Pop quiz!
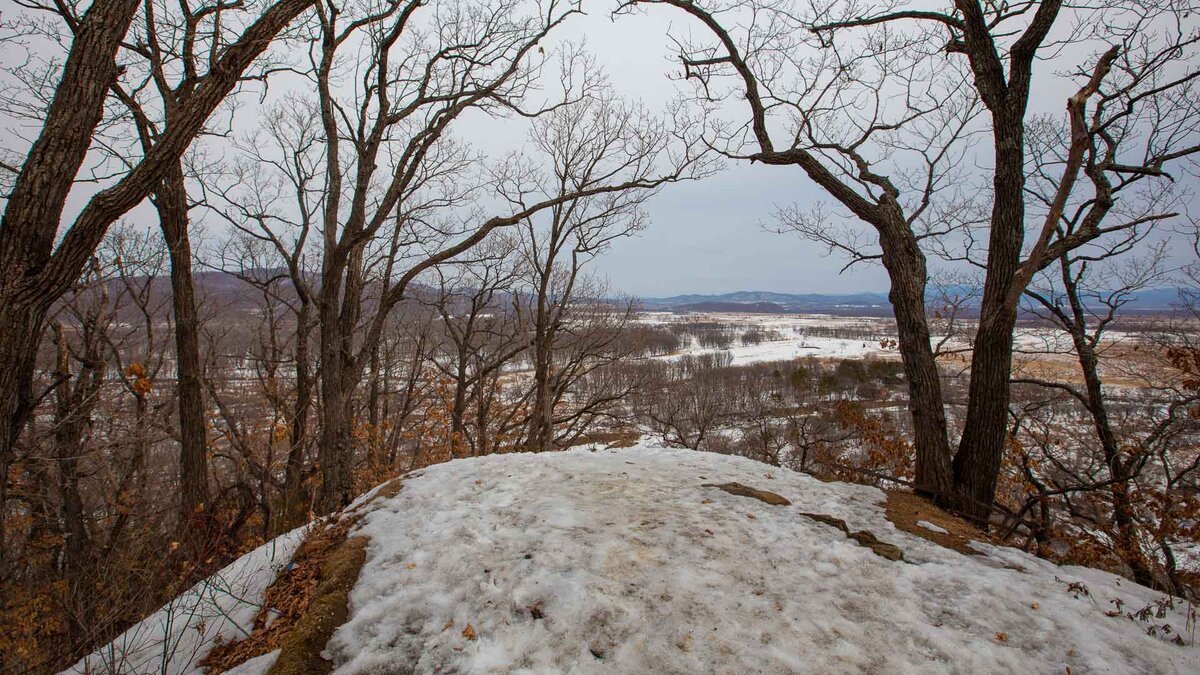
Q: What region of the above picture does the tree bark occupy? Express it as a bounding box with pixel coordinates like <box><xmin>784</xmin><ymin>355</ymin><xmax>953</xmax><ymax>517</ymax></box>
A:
<box><xmin>0</xmin><ymin>0</ymin><xmax>314</xmax><ymax>549</ymax></box>
<box><xmin>0</xmin><ymin>0</ymin><xmax>140</xmax><ymax>559</ymax></box>
<box><xmin>876</xmin><ymin>208</ymin><xmax>954</xmax><ymax>496</ymax></box>
<box><xmin>156</xmin><ymin>161</ymin><xmax>210</xmax><ymax>533</ymax></box>
<box><xmin>951</xmin><ymin>109</ymin><xmax>1026</xmax><ymax>521</ymax></box>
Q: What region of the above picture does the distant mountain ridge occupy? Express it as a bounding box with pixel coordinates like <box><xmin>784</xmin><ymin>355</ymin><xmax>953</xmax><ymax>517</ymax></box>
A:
<box><xmin>642</xmin><ymin>288</ymin><xmax>1189</xmax><ymax>315</ymax></box>
<box><xmin>641</xmin><ymin>290</ymin><xmax>893</xmax><ymax>314</ymax></box>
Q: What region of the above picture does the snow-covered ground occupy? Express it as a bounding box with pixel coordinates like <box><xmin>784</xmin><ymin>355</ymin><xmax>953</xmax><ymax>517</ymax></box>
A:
<box><xmin>73</xmin><ymin>439</ymin><xmax>1198</xmax><ymax>674</ymax></box>
<box><xmin>324</xmin><ymin>441</ymin><xmax>1196</xmax><ymax>674</ymax></box>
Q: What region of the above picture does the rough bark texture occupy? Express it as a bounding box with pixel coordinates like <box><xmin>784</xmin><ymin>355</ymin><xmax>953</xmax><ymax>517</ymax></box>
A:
<box><xmin>946</xmin><ymin>0</ymin><xmax>1063</xmax><ymax>521</ymax></box>
<box><xmin>876</xmin><ymin>209</ymin><xmax>953</xmax><ymax>497</ymax></box>
<box><xmin>156</xmin><ymin>161</ymin><xmax>211</xmax><ymax>533</ymax></box>
<box><xmin>950</xmin><ymin>109</ymin><xmax>1026</xmax><ymax>521</ymax></box>
<box><xmin>0</xmin><ymin>0</ymin><xmax>141</xmax><ymax>558</ymax></box>
<box><xmin>0</xmin><ymin>0</ymin><xmax>315</xmax><ymax>550</ymax></box>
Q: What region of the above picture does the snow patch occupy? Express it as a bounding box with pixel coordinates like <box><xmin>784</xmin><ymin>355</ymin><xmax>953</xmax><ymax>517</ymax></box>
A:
<box><xmin>65</xmin><ymin>528</ymin><xmax>307</xmax><ymax>675</ymax></box>
<box><xmin>328</xmin><ymin>440</ymin><xmax>1198</xmax><ymax>674</ymax></box>
<box><xmin>918</xmin><ymin>520</ymin><xmax>950</xmax><ymax>535</ymax></box>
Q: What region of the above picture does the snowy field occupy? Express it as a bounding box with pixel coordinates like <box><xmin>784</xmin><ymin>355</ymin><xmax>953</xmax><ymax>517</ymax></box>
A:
<box><xmin>638</xmin><ymin>312</ymin><xmax>899</xmax><ymax>365</ymax></box>
<box><xmin>81</xmin><ymin>439</ymin><xmax>1199</xmax><ymax>674</ymax></box>
<box><xmin>637</xmin><ymin>311</ymin><xmax>1143</xmax><ymax>368</ymax></box>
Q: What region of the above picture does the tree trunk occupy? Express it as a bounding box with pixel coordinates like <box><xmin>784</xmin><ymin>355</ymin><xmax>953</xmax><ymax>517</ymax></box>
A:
<box><xmin>316</xmin><ymin>295</ymin><xmax>355</xmax><ymax>514</ymax></box>
<box><xmin>52</xmin><ymin>323</ymin><xmax>92</xmax><ymax>646</ymax></box>
<box><xmin>951</xmin><ymin>111</ymin><xmax>1026</xmax><ymax>522</ymax></box>
<box><xmin>156</xmin><ymin>161</ymin><xmax>211</xmax><ymax>534</ymax></box>
<box><xmin>1066</xmin><ymin>300</ymin><xmax>1155</xmax><ymax>587</ymax></box>
<box><xmin>527</xmin><ymin>348</ymin><xmax>554</xmax><ymax>453</ymax></box>
<box><xmin>282</xmin><ymin>303</ymin><xmax>312</xmax><ymax>525</ymax></box>
<box><xmin>876</xmin><ymin>209</ymin><xmax>953</xmax><ymax>496</ymax></box>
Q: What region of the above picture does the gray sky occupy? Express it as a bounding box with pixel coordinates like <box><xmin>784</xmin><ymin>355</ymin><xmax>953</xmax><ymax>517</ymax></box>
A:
<box><xmin>545</xmin><ymin>5</ymin><xmax>892</xmax><ymax>297</ymax></box>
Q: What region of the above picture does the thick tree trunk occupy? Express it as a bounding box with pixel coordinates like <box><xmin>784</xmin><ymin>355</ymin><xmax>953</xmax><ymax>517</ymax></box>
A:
<box><xmin>876</xmin><ymin>210</ymin><xmax>953</xmax><ymax>496</ymax></box>
<box><xmin>317</xmin><ymin>295</ymin><xmax>355</xmax><ymax>514</ymax></box>
<box><xmin>951</xmin><ymin>111</ymin><xmax>1026</xmax><ymax>522</ymax></box>
<box><xmin>0</xmin><ymin>0</ymin><xmax>140</xmax><ymax>562</ymax></box>
<box><xmin>156</xmin><ymin>162</ymin><xmax>210</xmax><ymax>533</ymax></box>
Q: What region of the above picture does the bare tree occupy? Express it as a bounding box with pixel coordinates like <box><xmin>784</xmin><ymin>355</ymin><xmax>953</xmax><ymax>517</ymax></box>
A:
<box><xmin>210</xmin><ymin>1</ymin><xmax>704</xmax><ymax>513</ymax></box>
<box><xmin>0</xmin><ymin>0</ymin><xmax>314</xmax><ymax>556</ymax></box>
<box><xmin>511</xmin><ymin>90</ymin><xmax>669</xmax><ymax>451</ymax></box>
<box><xmin>625</xmin><ymin>0</ymin><xmax>1200</xmax><ymax>520</ymax></box>
<box><xmin>421</xmin><ymin>240</ymin><xmax>526</xmax><ymax>457</ymax></box>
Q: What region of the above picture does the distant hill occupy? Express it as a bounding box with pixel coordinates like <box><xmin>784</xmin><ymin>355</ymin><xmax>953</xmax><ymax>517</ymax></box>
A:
<box><xmin>642</xmin><ymin>288</ymin><xmax>1191</xmax><ymax>315</ymax></box>
<box><xmin>643</xmin><ymin>291</ymin><xmax>892</xmax><ymax>314</ymax></box>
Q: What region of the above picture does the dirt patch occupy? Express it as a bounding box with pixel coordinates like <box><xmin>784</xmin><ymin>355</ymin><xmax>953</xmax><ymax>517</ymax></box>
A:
<box><xmin>797</xmin><ymin>512</ymin><xmax>905</xmax><ymax>562</ymax></box>
<box><xmin>350</xmin><ymin>477</ymin><xmax>406</xmax><ymax>513</ymax></box>
<box><xmin>702</xmin><ymin>482</ymin><xmax>792</xmax><ymax>506</ymax></box>
<box><xmin>269</xmin><ymin>535</ymin><xmax>367</xmax><ymax>674</ymax></box>
<box><xmin>202</xmin><ymin>511</ymin><xmax>373</xmax><ymax>674</ymax></box>
<box><xmin>883</xmin><ymin>490</ymin><xmax>993</xmax><ymax>556</ymax></box>
<box><xmin>566</xmin><ymin>429</ymin><xmax>642</xmax><ymax>449</ymax></box>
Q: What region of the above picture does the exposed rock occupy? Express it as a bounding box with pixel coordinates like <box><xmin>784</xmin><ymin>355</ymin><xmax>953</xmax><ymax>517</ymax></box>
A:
<box><xmin>847</xmin><ymin>530</ymin><xmax>905</xmax><ymax>562</ymax></box>
<box><xmin>798</xmin><ymin>512</ymin><xmax>849</xmax><ymax>531</ymax></box>
<box><xmin>702</xmin><ymin>482</ymin><xmax>791</xmax><ymax>505</ymax></box>
<box><xmin>799</xmin><ymin>511</ymin><xmax>904</xmax><ymax>562</ymax></box>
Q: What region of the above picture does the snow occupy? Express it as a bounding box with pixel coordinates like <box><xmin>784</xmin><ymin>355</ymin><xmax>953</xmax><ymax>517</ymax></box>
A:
<box><xmin>327</xmin><ymin>439</ymin><xmax>1197</xmax><ymax>674</ymax></box>
<box><xmin>223</xmin><ymin>650</ymin><xmax>279</xmax><ymax>675</ymax></box>
<box><xmin>918</xmin><ymin>520</ymin><xmax>950</xmax><ymax>535</ymax></box>
<box><xmin>73</xmin><ymin>439</ymin><xmax>1198</xmax><ymax>674</ymax></box>
<box><xmin>64</xmin><ymin>529</ymin><xmax>307</xmax><ymax>675</ymax></box>
<box><xmin>644</xmin><ymin>313</ymin><xmax>896</xmax><ymax>365</ymax></box>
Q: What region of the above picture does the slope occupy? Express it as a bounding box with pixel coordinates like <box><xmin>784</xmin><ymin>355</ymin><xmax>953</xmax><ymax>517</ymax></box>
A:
<box><xmin>71</xmin><ymin>440</ymin><xmax>1199</xmax><ymax>674</ymax></box>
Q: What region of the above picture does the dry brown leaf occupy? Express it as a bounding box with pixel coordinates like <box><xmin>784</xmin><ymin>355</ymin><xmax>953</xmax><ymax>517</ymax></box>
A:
<box><xmin>462</xmin><ymin>623</ymin><xmax>477</xmax><ymax>641</ymax></box>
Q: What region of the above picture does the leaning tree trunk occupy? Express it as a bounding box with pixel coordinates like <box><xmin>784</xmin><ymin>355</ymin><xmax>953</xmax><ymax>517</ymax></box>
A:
<box><xmin>0</xmin><ymin>0</ymin><xmax>141</xmax><ymax>562</ymax></box>
<box><xmin>876</xmin><ymin>207</ymin><xmax>954</xmax><ymax>497</ymax></box>
<box><xmin>1068</xmin><ymin>308</ymin><xmax>1155</xmax><ymax>587</ymax></box>
<box><xmin>156</xmin><ymin>161</ymin><xmax>211</xmax><ymax>538</ymax></box>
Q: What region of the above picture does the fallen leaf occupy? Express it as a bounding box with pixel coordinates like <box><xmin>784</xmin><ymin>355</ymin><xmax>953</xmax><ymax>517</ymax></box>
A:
<box><xmin>463</xmin><ymin>623</ymin><xmax>477</xmax><ymax>641</ymax></box>
<box><xmin>405</xmin><ymin>562</ymin><xmax>417</xmax><ymax>569</ymax></box>
<box><xmin>995</xmin><ymin>632</ymin><xmax>1008</xmax><ymax>643</ymax></box>
<box><xmin>700</xmin><ymin>499</ymin><xmax>713</xmax><ymax>505</ymax></box>
<box><xmin>442</xmin><ymin>618</ymin><xmax>454</xmax><ymax>631</ymax></box>
<box><xmin>1030</xmin><ymin>602</ymin><xmax>1039</xmax><ymax>610</ymax></box>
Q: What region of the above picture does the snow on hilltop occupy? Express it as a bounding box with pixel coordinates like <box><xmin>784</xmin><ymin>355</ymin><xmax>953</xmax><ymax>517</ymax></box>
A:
<box><xmin>73</xmin><ymin>440</ymin><xmax>1198</xmax><ymax>674</ymax></box>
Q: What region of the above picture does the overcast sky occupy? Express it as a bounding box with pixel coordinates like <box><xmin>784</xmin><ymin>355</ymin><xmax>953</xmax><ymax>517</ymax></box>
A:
<box><xmin>5</xmin><ymin>1</ymin><xmax>1186</xmax><ymax>300</ymax></box>
<box><xmin>522</xmin><ymin>5</ymin><xmax>894</xmax><ymax>297</ymax></box>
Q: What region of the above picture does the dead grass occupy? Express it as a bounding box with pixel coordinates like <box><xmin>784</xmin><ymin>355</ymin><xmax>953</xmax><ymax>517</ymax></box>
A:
<box><xmin>201</xmin><ymin>510</ymin><xmax>374</xmax><ymax>674</ymax></box>
<box><xmin>883</xmin><ymin>490</ymin><xmax>995</xmax><ymax>556</ymax></box>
